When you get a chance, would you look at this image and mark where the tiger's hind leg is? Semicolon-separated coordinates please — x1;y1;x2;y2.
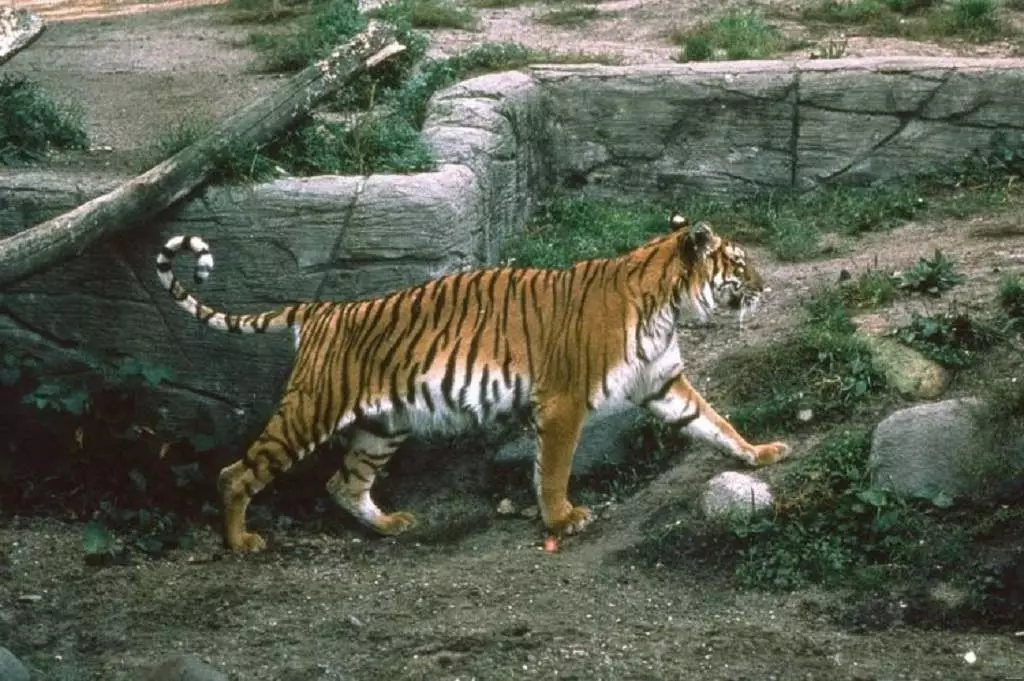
324;427;416;536
218;389;331;553
643;373;790;465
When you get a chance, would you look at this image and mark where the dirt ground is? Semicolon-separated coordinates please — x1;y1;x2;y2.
2;2;1024;680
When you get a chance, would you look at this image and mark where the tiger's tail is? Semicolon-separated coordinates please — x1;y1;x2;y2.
156;235;301;334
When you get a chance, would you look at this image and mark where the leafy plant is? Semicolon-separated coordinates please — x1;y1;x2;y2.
405;0;479;30
674;11;800;62
998;273;1024;331
537;5;601;27
837;265;900;309
0;346;228;559
895;249;966;296
0;74;88;163
893;309;1002;367
713;291;883;438
503;196;669;269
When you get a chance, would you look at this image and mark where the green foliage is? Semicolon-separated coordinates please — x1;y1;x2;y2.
537;5;601;27
0;346;230;561
799;0;1012;42
154;116;209;159
892;309;1002;367
715;316;882;438
503;197;670;268
0;74;88;163
998;273;1024;331
949;0;1000;34
837;266;900;310
404;0;479;29
248;0;367;72
674;11;800;62
270;110;434;175
895;249;966;296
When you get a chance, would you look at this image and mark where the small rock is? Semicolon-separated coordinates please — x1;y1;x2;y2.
0;646;29;681
702;471;773;519
496;498;517;516
963;651;977;665
142;655;228;681
519;505;539;520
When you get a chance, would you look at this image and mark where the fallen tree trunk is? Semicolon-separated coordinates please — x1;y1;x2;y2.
0;8;45;66
0;20;404;289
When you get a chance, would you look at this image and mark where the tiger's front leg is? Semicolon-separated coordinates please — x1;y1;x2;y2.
643;373;790;466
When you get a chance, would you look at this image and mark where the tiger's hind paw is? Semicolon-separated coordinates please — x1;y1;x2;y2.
374;511;417;536
753;442;790;465
548;505;593;538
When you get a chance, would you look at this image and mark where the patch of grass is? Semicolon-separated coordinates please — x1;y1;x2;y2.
248;0;368;73
536;4;601;27
837;266;900;310
227;0;318;22
504;197;670;268
894;249;966;296
405;0;479;30
637;427;1024;629
998;273;1024;331
271;110;434;175
799;0;1012;42
712;291;883;438
947;0;1001;34
892;308;1002;368
0;74;88;163
469;0;535;6
154;116;209;158
673;11;801;62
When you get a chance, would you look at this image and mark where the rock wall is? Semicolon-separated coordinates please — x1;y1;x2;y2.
0;72;548;441
536;56;1024;198
1;57;1023;447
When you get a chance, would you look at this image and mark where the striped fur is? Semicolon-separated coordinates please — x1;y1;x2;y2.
157;214;790;553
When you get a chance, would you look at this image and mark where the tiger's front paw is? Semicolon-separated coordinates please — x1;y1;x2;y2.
374;511;417;536
547;505;593;537
753;442;790;465
227;531;268;553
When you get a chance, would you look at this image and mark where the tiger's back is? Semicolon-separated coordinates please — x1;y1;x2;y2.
157;215;789;553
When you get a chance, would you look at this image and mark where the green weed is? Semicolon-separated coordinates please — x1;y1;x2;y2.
0;74;88;163
799;0;1012;42
712;296;882;438
892;308;1002;368
998;273;1024;331
405;0;479;30
674;11;800;62
154;116;209;158
537;5;601;27
895;249;966;296
503;197;670;268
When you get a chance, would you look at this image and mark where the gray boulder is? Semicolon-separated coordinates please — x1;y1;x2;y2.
702;471;773;519
494;408;646;474
869;398;984;499
142;655;227;681
0;647;28;681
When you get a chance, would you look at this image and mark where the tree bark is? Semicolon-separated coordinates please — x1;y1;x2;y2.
0;20;404;289
0;8;45;66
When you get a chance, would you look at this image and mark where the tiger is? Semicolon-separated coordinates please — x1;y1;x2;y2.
156;213;790;553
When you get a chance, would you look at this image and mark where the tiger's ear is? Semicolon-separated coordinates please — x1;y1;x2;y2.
690;221;715;252
679;220;717;264
669;213;689;232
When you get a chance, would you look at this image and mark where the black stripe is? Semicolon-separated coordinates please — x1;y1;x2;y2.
641;374;680;407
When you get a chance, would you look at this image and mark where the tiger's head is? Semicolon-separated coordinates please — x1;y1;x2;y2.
671;213;765;324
